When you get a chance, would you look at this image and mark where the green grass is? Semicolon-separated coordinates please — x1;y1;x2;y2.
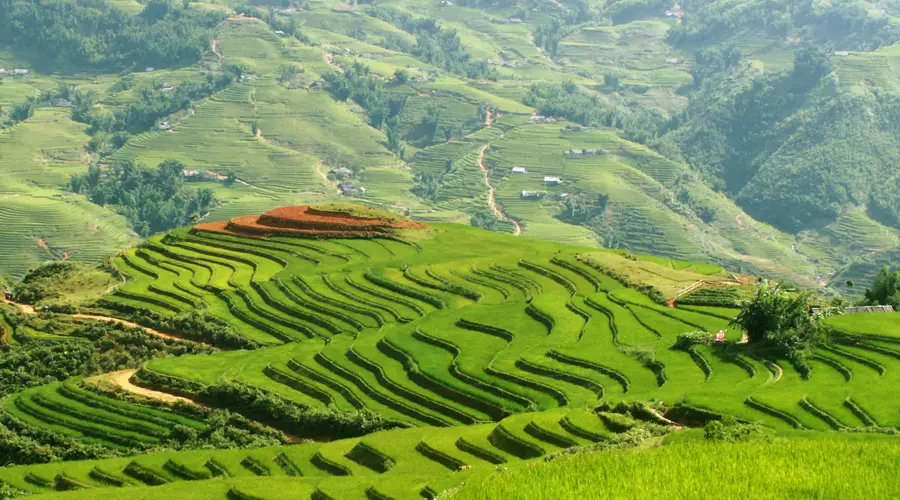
450;434;900;499
826;313;900;339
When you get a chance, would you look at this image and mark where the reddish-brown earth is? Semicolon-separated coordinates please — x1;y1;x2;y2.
193;205;425;239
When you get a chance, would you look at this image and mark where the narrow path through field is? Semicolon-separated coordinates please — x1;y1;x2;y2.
323;52;342;71
478;111;522;236
736;214;745;230
1;298;188;343
211;38;223;64
102;369;197;405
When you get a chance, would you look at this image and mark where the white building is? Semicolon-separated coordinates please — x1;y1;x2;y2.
543;176;562;184
511;167;527;174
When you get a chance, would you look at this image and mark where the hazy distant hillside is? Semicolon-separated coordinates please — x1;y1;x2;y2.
1;0;899;293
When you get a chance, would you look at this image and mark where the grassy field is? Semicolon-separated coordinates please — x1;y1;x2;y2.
826;312;900;339
450;433;900;499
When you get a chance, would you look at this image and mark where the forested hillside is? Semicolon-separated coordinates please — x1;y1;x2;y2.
3;0;900;293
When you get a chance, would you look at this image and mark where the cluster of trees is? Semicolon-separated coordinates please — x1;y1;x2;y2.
524;81;665;143
366;7;498;80
70;159;216;236
661;46;900;232
0;319;212;398
730;280;828;376
0;0;224;69
6;66;237;157
534;18;568;57
668;0;900;51
862;266;900;310
322;63;408;155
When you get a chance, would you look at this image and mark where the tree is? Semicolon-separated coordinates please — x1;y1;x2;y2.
863;267;900;309
604;72;620;91
393;69;409;84
731;281;825;376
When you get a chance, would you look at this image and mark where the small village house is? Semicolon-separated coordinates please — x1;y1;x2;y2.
511;167;527;174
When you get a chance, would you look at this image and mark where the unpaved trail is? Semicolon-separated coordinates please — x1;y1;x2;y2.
478;112;522;236
323;52;342;71
211;39;223;64
736;214;745;230
102;369;197;405
1;298;187;343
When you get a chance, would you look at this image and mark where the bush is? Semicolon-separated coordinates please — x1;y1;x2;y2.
704;416;773;443
674;330;715;350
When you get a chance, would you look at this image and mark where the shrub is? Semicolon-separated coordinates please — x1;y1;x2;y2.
674;330;715;350
704;416;773;443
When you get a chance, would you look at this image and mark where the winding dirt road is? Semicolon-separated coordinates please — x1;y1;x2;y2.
100;370;197;405
477;112;522;236
1;298;185;342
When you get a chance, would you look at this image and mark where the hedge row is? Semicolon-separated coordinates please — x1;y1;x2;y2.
240;456;271;476
24;471;53;488
514;359;604;398
123;461;169;485
88;466;131;487
484;365;569;407
565;300;591;339
471;267;529;298
182;235;288;267
488;424;545;459
205;458;230;477
294;276;385;326
60;382;203;430
163;458;212;480
744;397;806;429
287;359;366;410
550;257;600;292
686;347;712;381
415;440;467;471
820;345;885;375
365;487;397;500
401;267;480;302
233;288;319;340
798;398;845;430
455;319;514;342
339;276;409;322
228;486;267;500
727;354;757;378
264;363;335;407
276;280;365;331
558;415;607;443
310;451;352;476
491;265;542;294
455;436;506;464
451;268;509;299
315;351;449;427
518;261;576;295
250;281;341;335
377;337;510;421
524;420;578;448
525;304;554;334
583;296;621;345
364;272;445;310
345;442;395;473
275;452;302;476
843;397;878;427
219;290;297;343
747;355;782;380
346;347;477;424
13;392;150;448
412;329;535;410
546;350;630;393
53;472;91;491
30;390;167;440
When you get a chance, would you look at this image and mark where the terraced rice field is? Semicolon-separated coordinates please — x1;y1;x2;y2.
3;216;898;498
87;220;900;433
0;407;640;498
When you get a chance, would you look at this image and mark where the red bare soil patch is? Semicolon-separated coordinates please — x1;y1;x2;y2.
193;205;424;239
